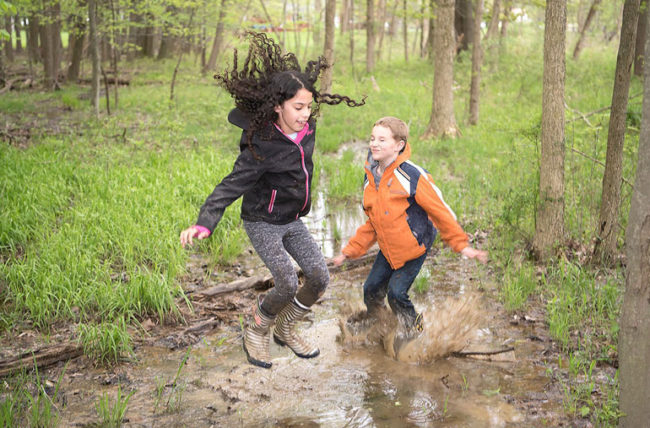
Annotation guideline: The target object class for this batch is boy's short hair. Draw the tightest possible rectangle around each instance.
[374,117,408,142]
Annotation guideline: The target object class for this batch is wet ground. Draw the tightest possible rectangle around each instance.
[32,194,585,428]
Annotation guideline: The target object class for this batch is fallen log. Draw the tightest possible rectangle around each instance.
[78,77,131,86]
[0,343,83,378]
[196,249,381,299]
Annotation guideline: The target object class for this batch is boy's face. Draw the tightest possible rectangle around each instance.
[274,88,313,134]
[369,125,405,166]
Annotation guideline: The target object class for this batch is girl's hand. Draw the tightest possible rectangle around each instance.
[180,225,210,248]
[460,246,488,264]
[332,253,347,267]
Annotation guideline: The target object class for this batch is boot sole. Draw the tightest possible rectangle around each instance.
[242,342,272,369]
[273,335,320,359]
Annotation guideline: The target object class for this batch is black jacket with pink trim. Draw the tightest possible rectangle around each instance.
[196,108,316,232]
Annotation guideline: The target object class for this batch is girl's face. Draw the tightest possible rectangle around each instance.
[369,125,405,166]
[274,88,313,134]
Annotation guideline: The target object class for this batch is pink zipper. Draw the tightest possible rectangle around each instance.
[268,189,277,213]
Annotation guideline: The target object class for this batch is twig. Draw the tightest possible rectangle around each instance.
[451,346,515,357]
[566,91,643,124]
[569,147,633,188]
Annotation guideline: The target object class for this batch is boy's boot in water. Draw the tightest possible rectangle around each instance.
[243,302,275,368]
[393,312,424,356]
[273,298,320,358]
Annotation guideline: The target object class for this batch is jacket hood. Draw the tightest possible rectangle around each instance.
[228,108,250,130]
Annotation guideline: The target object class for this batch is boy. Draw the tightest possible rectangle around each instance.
[332,117,487,350]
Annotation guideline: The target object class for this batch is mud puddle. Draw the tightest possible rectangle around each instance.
[54,244,568,427]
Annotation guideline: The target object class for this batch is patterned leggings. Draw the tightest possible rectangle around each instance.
[243,219,329,316]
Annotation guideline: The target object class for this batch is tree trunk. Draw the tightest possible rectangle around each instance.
[423,0,459,139]
[339,0,347,33]
[634,1,647,76]
[314,0,323,46]
[469,0,483,125]
[3,17,13,63]
[403,0,409,62]
[572,0,602,60]
[427,0,435,61]
[376,0,386,63]
[141,14,156,58]
[14,16,23,54]
[366,0,376,72]
[484,0,500,40]
[89,0,101,116]
[454,0,473,52]
[593,0,641,264]
[322,0,336,93]
[532,0,566,260]
[618,8,650,426]
[157,7,178,61]
[205,0,228,73]
[66,14,86,82]
[39,2,59,89]
[349,0,355,65]
[419,0,426,57]
[27,15,40,63]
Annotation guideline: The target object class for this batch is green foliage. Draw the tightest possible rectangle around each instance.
[413,267,432,294]
[500,263,538,311]
[78,318,133,366]
[95,386,134,427]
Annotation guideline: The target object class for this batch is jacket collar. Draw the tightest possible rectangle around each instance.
[365,141,412,173]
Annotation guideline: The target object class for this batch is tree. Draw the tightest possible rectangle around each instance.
[40,0,62,89]
[532,0,566,260]
[572,0,602,60]
[593,0,641,264]
[205,0,228,73]
[634,0,647,76]
[618,7,650,425]
[321,0,335,93]
[468,0,483,125]
[422,0,460,139]
[454,0,473,52]
[366,0,376,73]
[89,0,100,116]
[66,3,86,82]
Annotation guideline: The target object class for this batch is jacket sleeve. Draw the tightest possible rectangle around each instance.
[414,174,469,253]
[195,146,266,233]
[342,219,377,259]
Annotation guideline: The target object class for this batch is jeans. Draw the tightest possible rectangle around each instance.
[363,250,427,328]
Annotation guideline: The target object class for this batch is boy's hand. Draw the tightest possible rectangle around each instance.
[180,226,210,248]
[460,246,488,264]
[332,254,347,267]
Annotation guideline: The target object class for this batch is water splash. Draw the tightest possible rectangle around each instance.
[338,295,483,364]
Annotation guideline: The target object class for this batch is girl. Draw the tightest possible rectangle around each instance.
[180,33,364,369]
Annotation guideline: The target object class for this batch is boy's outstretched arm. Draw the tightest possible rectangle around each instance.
[460,246,488,264]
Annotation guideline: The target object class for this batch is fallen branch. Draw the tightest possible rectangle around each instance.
[566,91,643,124]
[451,346,515,358]
[0,343,83,378]
[197,249,381,299]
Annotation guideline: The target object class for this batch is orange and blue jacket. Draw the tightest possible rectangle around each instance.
[342,142,469,269]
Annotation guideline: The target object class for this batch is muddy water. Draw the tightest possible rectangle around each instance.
[55,199,564,426]
[58,259,561,426]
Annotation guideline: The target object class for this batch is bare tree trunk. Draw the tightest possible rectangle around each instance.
[339,0,348,33]
[205,0,228,73]
[634,1,647,76]
[572,0,602,60]
[67,5,86,83]
[593,0,641,264]
[426,0,435,61]
[454,0,473,52]
[89,0,101,116]
[484,0,500,40]
[375,0,386,62]
[469,0,483,125]
[618,9,650,426]
[349,0,355,66]
[423,0,459,139]
[3,17,13,63]
[314,0,323,46]
[532,0,566,260]
[366,0,376,72]
[403,0,408,62]
[27,15,41,63]
[14,16,23,54]
[141,14,156,57]
[158,6,178,60]
[322,0,336,93]
[419,0,426,57]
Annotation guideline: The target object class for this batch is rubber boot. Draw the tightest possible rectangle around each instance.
[393,312,424,357]
[243,302,275,369]
[273,299,320,359]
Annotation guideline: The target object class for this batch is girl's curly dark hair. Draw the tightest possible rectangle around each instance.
[215,32,365,156]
